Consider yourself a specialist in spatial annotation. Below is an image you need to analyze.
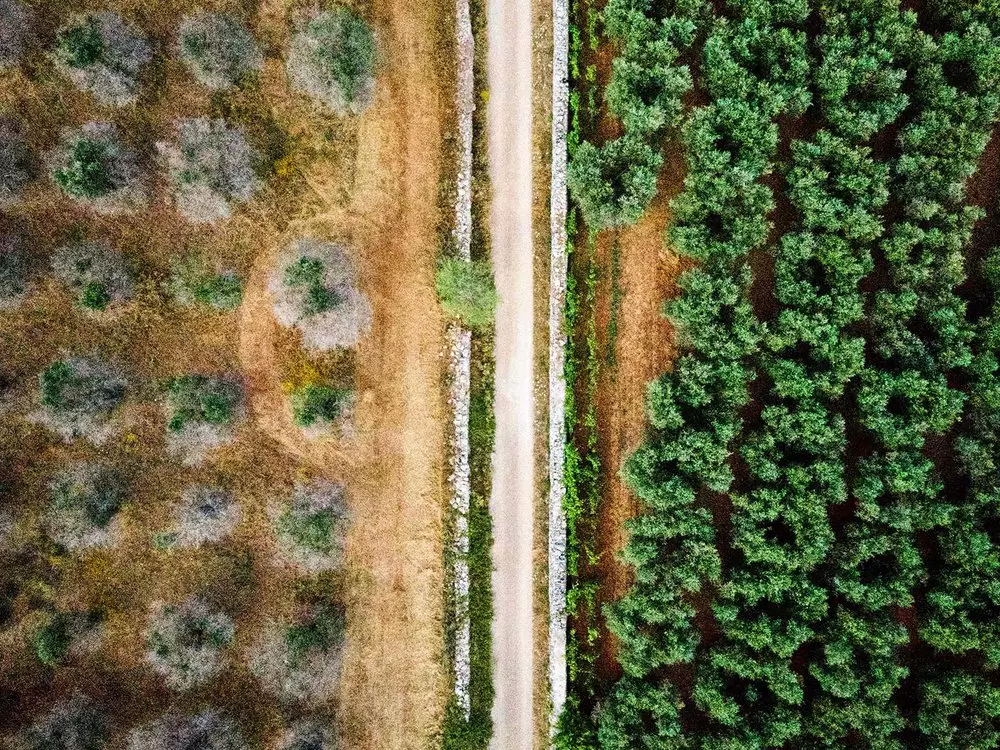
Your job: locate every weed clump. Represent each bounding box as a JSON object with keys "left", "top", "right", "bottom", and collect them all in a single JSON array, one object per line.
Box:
[
  {"left": 178, "top": 13, "right": 263, "bottom": 90},
  {"left": 51, "top": 241, "right": 133, "bottom": 311},
  {"left": 287, "top": 8, "right": 376, "bottom": 115},
  {"left": 163, "top": 374, "right": 243, "bottom": 464},
  {"left": 270, "top": 239, "right": 371, "bottom": 352},
  {"left": 0, "top": 119, "right": 34, "bottom": 205},
  {"left": 0, "top": 0, "right": 31, "bottom": 68},
  {"left": 435, "top": 257, "right": 497, "bottom": 330},
  {"left": 46, "top": 461, "right": 127, "bottom": 550},
  {"left": 159, "top": 118, "right": 260, "bottom": 224},
  {"left": 275, "top": 479, "right": 349, "bottom": 572},
  {"left": 0, "top": 232, "right": 34, "bottom": 310},
  {"left": 146, "top": 597, "right": 235, "bottom": 690},
  {"left": 31, "top": 610, "right": 102, "bottom": 666},
  {"left": 290, "top": 383, "right": 353, "bottom": 432},
  {"left": 273, "top": 720, "right": 338, "bottom": 750},
  {"left": 251, "top": 602, "right": 346, "bottom": 705},
  {"left": 158, "top": 485, "right": 240, "bottom": 549},
  {"left": 32, "top": 356, "right": 126, "bottom": 442},
  {"left": 49, "top": 123, "right": 147, "bottom": 213},
  {"left": 11, "top": 693, "right": 109, "bottom": 750},
  {"left": 54, "top": 12, "right": 150, "bottom": 105},
  {"left": 126, "top": 711, "right": 244, "bottom": 750},
  {"left": 167, "top": 255, "right": 243, "bottom": 310}
]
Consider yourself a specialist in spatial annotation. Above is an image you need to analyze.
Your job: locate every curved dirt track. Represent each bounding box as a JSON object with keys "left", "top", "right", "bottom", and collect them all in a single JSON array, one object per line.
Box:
[
  {"left": 239, "top": 0, "right": 449, "bottom": 747},
  {"left": 487, "top": 0, "right": 536, "bottom": 746}
]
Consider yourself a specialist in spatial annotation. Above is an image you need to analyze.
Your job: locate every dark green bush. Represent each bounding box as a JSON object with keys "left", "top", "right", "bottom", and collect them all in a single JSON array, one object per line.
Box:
[{"left": 290, "top": 384, "right": 352, "bottom": 428}]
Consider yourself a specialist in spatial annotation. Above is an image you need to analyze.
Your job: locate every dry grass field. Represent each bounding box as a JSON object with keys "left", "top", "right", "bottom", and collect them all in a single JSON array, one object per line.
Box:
[{"left": 0, "top": 0, "right": 452, "bottom": 747}]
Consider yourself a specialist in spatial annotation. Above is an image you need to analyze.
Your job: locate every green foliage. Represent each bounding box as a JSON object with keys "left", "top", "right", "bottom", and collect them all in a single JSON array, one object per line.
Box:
[
  {"left": 567, "top": 136, "right": 662, "bottom": 230},
  {"left": 435, "top": 257, "right": 497, "bottom": 330},
  {"left": 285, "top": 256, "right": 336, "bottom": 315},
  {"left": 52, "top": 137, "right": 115, "bottom": 200},
  {"left": 164, "top": 375, "right": 241, "bottom": 432},
  {"left": 31, "top": 611, "right": 100, "bottom": 666},
  {"left": 283, "top": 603, "right": 344, "bottom": 667},
  {"left": 290, "top": 384, "right": 351, "bottom": 428},
  {"left": 276, "top": 505, "right": 335, "bottom": 555},
  {"left": 168, "top": 255, "right": 243, "bottom": 310},
  {"left": 40, "top": 358, "right": 124, "bottom": 415},
  {"left": 55, "top": 16, "right": 104, "bottom": 69}
]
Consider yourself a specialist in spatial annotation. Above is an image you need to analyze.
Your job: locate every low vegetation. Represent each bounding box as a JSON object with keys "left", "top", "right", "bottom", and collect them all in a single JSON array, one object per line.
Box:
[
  {"left": 167, "top": 254, "right": 244, "bottom": 310},
  {"left": 290, "top": 383, "right": 353, "bottom": 431},
  {"left": 146, "top": 597, "right": 235, "bottom": 690},
  {"left": 177, "top": 12, "right": 263, "bottom": 91},
  {"left": 275, "top": 479, "right": 349, "bottom": 571},
  {"left": 45, "top": 461, "right": 128, "bottom": 550},
  {"left": 159, "top": 117, "right": 260, "bottom": 223},
  {"left": 287, "top": 7, "right": 377, "bottom": 115},
  {"left": 53, "top": 12, "right": 150, "bottom": 105},
  {"left": 435, "top": 257, "right": 497, "bottom": 330},
  {"left": 49, "top": 123, "right": 147, "bottom": 214},
  {"left": 51, "top": 241, "right": 134, "bottom": 311},
  {"left": 126, "top": 711, "right": 244, "bottom": 750}
]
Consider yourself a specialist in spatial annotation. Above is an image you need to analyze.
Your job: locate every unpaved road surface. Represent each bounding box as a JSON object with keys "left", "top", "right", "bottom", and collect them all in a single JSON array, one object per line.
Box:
[{"left": 487, "top": 0, "right": 535, "bottom": 746}]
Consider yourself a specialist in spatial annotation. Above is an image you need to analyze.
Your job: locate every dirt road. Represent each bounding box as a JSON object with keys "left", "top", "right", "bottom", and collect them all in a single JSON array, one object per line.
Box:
[{"left": 487, "top": 0, "right": 536, "bottom": 746}]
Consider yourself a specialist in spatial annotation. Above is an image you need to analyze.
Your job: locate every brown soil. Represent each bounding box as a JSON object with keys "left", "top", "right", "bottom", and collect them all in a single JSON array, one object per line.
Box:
[{"left": 591, "top": 144, "right": 685, "bottom": 680}]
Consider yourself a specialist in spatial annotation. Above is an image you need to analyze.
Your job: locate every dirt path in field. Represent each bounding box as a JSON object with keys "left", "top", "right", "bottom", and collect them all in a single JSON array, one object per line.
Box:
[
  {"left": 486, "top": 0, "right": 536, "bottom": 745},
  {"left": 593, "top": 158, "right": 683, "bottom": 679},
  {"left": 239, "top": 0, "right": 449, "bottom": 747}
]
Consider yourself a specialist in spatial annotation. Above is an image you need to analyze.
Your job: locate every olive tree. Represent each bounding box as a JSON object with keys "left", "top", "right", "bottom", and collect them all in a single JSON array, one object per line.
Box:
[
  {"left": 53, "top": 12, "right": 150, "bottom": 105},
  {"left": 0, "top": 0, "right": 32, "bottom": 68},
  {"left": 287, "top": 8, "right": 376, "bottom": 115},
  {"left": 45, "top": 462, "right": 127, "bottom": 550},
  {"left": 32, "top": 610, "right": 102, "bottom": 666},
  {"left": 251, "top": 603, "right": 346, "bottom": 705},
  {"left": 145, "top": 597, "right": 235, "bottom": 690},
  {"left": 273, "top": 720, "right": 338, "bottom": 750},
  {"left": 0, "top": 119, "right": 34, "bottom": 205},
  {"left": 275, "top": 479, "right": 349, "bottom": 571},
  {"left": 157, "top": 485, "right": 240, "bottom": 549},
  {"left": 269, "top": 238, "right": 372, "bottom": 352},
  {"left": 158, "top": 118, "right": 260, "bottom": 223},
  {"left": 11, "top": 693, "right": 109, "bottom": 750},
  {"left": 31, "top": 356, "right": 126, "bottom": 443},
  {"left": 126, "top": 712, "right": 243, "bottom": 750},
  {"left": 178, "top": 12, "right": 262, "bottom": 90},
  {"left": 49, "top": 123, "right": 147, "bottom": 214},
  {"left": 0, "top": 231, "right": 34, "bottom": 310},
  {"left": 51, "top": 241, "right": 134, "bottom": 311},
  {"left": 162, "top": 374, "right": 244, "bottom": 465}
]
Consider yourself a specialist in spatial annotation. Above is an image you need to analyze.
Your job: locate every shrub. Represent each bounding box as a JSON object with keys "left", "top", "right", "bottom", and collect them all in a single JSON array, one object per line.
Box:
[
  {"left": 45, "top": 461, "right": 127, "bottom": 550},
  {"left": 53, "top": 12, "right": 150, "bottom": 105},
  {"left": 158, "top": 118, "right": 260, "bottom": 223},
  {"left": 126, "top": 711, "right": 244, "bottom": 750},
  {"left": 177, "top": 12, "right": 263, "bottom": 90},
  {"left": 0, "top": 119, "right": 34, "bottom": 205},
  {"left": 166, "top": 254, "right": 243, "bottom": 310},
  {"left": 49, "top": 123, "right": 147, "bottom": 213},
  {"left": 275, "top": 479, "right": 349, "bottom": 571},
  {"left": 32, "top": 610, "right": 102, "bottom": 666},
  {"left": 273, "top": 720, "right": 338, "bottom": 750},
  {"left": 290, "top": 384, "right": 353, "bottom": 430},
  {"left": 269, "top": 239, "right": 371, "bottom": 352},
  {"left": 435, "top": 257, "right": 497, "bottom": 330},
  {"left": 251, "top": 603, "right": 346, "bottom": 704},
  {"left": 158, "top": 485, "right": 240, "bottom": 549},
  {"left": 0, "top": 231, "right": 33, "bottom": 309},
  {"left": 145, "top": 597, "right": 235, "bottom": 690},
  {"left": 11, "top": 693, "right": 109, "bottom": 750},
  {"left": 51, "top": 241, "right": 133, "bottom": 310},
  {"left": 32, "top": 356, "right": 126, "bottom": 442},
  {"left": 0, "top": 0, "right": 31, "bottom": 68},
  {"left": 287, "top": 8, "right": 376, "bottom": 114},
  {"left": 162, "top": 374, "right": 243, "bottom": 464}
]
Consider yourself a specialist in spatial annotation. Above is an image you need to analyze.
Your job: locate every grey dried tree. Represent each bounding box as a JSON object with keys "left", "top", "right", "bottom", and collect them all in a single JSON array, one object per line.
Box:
[
  {"left": 53, "top": 12, "right": 150, "bottom": 105},
  {"left": 178, "top": 12, "right": 263, "bottom": 90}
]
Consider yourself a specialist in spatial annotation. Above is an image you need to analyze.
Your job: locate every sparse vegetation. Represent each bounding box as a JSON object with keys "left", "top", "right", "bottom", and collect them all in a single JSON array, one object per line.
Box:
[
  {"left": 49, "top": 123, "right": 147, "bottom": 214},
  {"left": 273, "top": 720, "right": 338, "bottom": 750},
  {"left": 0, "top": 119, "right": 34, "bottom": 205},
  {"left": 0, "top": 231, "right": 33, "bottom": 309},
  {"left": 32, "top": 610, "right": 101, "bottom": 666},
  {"left": 126, "top": 711, "right": 244, "bottom": 750},
  {"left": 157, "top": 485, "right": 240, "bottom": 549},
  {"left": 167, "top": 254, "right": 243, "bottom": 310},
  {"left": 275, "top": 479, "right": 349, "bottom": 571},
  {"left": 251, "top": 603, "right": 346, "bottom": 705},
  {"left": 159, "top": 118, "right": 260, "bottom": 224},
  {"left": 33, "top": 356, "right": 126, "bottom": 442},
  {"left": 270, "top": 239, "right": 371, "bottom": 352},
  {"left": 162, "top": 374, "right": 243, "bottom": 464},
  {"left": 53, "top": 12, "right": 150, "bottom": 105},
  {"left": 146, "top": 597, "right": 235, "bottom": 690},
  {"left": 177, "top": 12, "right": 263, "bottom": 90},
  {"left": 287, "top": 7, "right": 377, "bottom": 115},
  {"left": 11, "top": 693, "right": 109, "bottom": 750},
  {"left": 290, "top": 383, "right": 352, "bottom": 430},
  {"left": 436, "top": 257, "right": 497, "bottom": 330},
  {"left": 51, "top": 241, "right": 133, "bottom": 311},
  {"left": 0, "top": 0, "right": 31, "bottom": 68},
  {"left": 45, "top": 461, "right": 127, "bottom": 550}
]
